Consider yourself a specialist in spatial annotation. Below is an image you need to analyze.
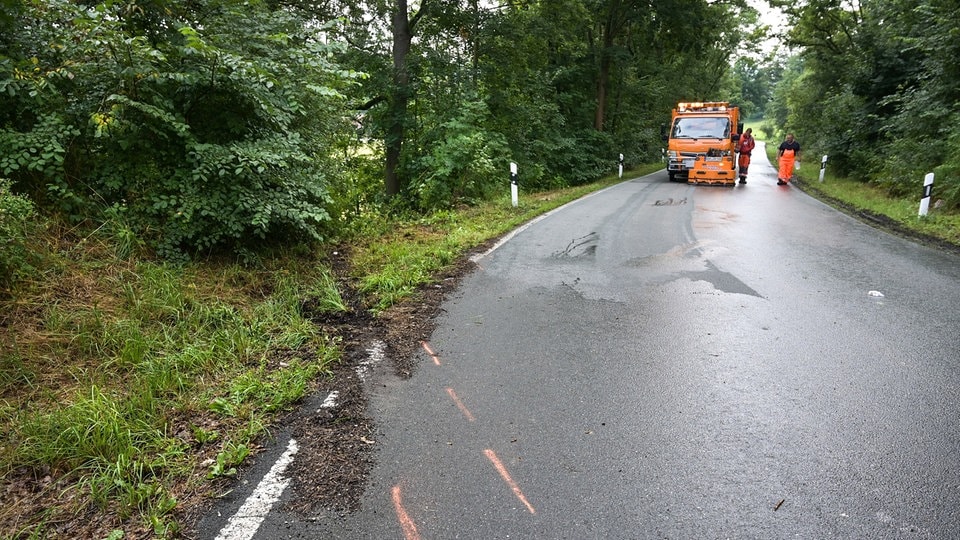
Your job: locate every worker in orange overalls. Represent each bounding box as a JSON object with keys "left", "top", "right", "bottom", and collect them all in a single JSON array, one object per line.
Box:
[
  {"left": 736, "top": 128, "right": 755, "bottom": 184},
  {"left": 777, "top": 133, "right": 801, "bottom": 185}
]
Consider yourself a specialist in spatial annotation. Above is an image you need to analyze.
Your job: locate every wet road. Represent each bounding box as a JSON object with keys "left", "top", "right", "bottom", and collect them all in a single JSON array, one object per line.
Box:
[{"left": 203, "top": 144, "right": 960, "bottom": 538}]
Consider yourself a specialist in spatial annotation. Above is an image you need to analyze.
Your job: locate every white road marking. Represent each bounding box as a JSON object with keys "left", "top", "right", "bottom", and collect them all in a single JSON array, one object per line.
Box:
[
  {"left": 214, "top": 438, "right": 300, "bottom": 540},
  {"left": 214, "top": 339, "right": 385, "bottom": 539},
  {"left": 320, "top": 390, "right": 340, "bottom": 409},
  {"left": 357, "top": 339, "right": 385, "bottom": 380}
]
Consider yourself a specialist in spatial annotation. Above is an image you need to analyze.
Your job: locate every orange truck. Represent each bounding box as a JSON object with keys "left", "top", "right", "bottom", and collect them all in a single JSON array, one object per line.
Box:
[{"left": 662, "top": 102, "right": 743, "bottom": 185}]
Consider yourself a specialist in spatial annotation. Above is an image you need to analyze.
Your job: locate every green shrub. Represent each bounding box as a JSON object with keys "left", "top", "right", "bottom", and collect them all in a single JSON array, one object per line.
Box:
[
  {"left": 410, "top": 101, "right": 510, "bottom": 210},
  {"left": 933, "top": 126, "right": 960, "bottom": 210},
  {"left": 0, "top": 179, "right": 39, "bottom": 290},
  {"left": 542, "top": 128, "right": 616, "bottom": 187},
  {"left": 0, "top": 1, "right": 357, "bottom": 259}
]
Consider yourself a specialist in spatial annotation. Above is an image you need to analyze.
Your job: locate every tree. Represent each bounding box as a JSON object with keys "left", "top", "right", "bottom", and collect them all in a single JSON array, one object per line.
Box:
[
  {"left": 770, "top": 0, "right": 960, "bottom": 206},
  {"left": 384, "top": 0, "right": 423, "bottom": 197}
]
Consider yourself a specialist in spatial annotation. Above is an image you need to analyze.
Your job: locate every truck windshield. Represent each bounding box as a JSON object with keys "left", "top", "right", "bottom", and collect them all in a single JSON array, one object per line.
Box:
[{"left": 672, "top": 117, "right": 730, "bottom": 139}]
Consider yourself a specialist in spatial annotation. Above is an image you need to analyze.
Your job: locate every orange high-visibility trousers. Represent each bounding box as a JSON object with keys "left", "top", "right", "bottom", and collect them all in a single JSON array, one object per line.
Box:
[
  {"left": 738, "top": 152, "right": 751, "bottom": 177},
  {"left": 779, "top": 149, "right": 796, "bottom": 181}
]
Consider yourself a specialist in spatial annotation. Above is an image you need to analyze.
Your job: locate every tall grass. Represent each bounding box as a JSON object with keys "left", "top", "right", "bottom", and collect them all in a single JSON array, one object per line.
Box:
[
  {"left": 305, "top": 269, "right": 350, "bottom": 313},
  {"left": 0, "top": 235, "right": 346, "bottom": 537}
]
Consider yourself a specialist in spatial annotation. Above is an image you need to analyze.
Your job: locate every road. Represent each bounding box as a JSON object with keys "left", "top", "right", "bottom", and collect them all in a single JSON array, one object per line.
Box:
[{"left": 200, "top": 143, "right": 960, "bottom": 539}]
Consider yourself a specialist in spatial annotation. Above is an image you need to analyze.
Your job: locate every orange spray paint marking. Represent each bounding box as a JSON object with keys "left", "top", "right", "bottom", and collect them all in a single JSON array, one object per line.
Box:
[
  {"left": 445, "top": 388, "right": 476, "bottom": 422},
  {"left": 484, "top": 449, "right": 536, "bottom": 514},
  {"left": 420, "top": 341, "right": 441, "bottom": 366},
  {"left": 391, "top": 485, "right": 421, "bottom": 540}
]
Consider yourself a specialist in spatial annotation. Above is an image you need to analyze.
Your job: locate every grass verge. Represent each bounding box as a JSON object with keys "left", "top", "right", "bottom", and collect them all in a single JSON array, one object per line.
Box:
[
  {"left": 0, "top": 224, "right": 345, "bottom": 538},
  {"left": 763, "top": 144, "right": 960, "bottom": 250}
]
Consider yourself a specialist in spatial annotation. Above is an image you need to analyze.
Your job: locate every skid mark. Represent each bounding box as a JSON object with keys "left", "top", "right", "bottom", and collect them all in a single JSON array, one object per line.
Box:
[
  {"left": 654, "top": 197, "right": 687, "bottom": 206},
  {"left": 552, "top": 232, "right": 599, "bottom": 259}
]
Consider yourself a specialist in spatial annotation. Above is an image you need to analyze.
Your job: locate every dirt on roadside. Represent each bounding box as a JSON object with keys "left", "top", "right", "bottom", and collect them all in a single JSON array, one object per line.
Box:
[{"left": 176, "top": 242, "right": 490, "bottom": 536}]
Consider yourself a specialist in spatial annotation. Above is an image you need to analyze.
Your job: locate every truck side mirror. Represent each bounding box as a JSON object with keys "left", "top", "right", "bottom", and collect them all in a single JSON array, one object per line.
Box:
[
  {"left": 660, "top": 123, "right": 669, "bottom": 141},
  {"left": 737, "top": 122, "right": 744, "bottom": 134}
]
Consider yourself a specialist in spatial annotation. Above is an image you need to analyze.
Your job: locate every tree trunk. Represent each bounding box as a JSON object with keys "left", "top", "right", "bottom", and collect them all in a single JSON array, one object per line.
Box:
[
  {"left": 470, "top": 0, "right": 479, "bottom": 88},
  {"left": 594, "top": 2, "right": 618, "bottom": 132},
  {"left": 595, "top": 52, "right": 609, "bottom": 131},
  {"left": 385, "top": 0, "right": 414, "bottom": 198}
]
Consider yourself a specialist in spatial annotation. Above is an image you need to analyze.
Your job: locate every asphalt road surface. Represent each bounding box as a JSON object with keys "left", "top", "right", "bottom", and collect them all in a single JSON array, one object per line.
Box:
[{"left": 201, "top": 143, "right": 960, "bottom": 539}]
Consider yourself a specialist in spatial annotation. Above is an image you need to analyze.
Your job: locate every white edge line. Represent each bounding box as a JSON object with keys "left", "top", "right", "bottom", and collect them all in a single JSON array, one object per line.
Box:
[
  {"left": 214, "top": 438, "right": 300, "bottom": 540},
  {"left": 320, "top": 390, "right": 340, "bottom": 409},
  {"left": 356, "top": 339, "right": 386, "bottom": 380}
]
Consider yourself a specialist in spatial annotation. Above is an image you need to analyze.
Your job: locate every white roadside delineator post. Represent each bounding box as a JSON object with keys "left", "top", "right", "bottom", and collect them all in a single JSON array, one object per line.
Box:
[
  {"left": 618, "top": 153, "right": 624, "bottom": 179},
  {"left": 819, "top": 155, "right": 828, "bottom": 182},
  {"left": 510, "top": 162, "right": 519, "bottom": 208},
  {"left": 919, "top": 172, "right": 934, "bottom": 216}
]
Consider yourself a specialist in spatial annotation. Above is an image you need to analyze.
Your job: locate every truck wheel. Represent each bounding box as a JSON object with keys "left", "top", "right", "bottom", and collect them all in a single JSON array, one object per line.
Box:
[{"left": 668, "top": 171, "right": 678, "bottom": 182}]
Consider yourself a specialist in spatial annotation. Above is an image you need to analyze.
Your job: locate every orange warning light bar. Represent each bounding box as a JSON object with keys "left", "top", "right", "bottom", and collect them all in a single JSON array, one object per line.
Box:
[{"left": 677, "top": 102, "right": 729, "bottom": 113}]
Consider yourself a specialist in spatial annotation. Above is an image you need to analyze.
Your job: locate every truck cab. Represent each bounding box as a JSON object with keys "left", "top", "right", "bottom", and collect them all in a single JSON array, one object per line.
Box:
[{"left": 662, "top": 102, "right": 742, "bottom": 185}]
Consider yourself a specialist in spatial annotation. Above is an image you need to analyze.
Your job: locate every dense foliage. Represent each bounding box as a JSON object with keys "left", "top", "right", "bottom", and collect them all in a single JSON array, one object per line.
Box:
[
  {"left": 0, "top": 178, "right": 38, "bottom": 290},
  {"left": 1, "top": 0, "right": 763, "bottom": 258},
  {"left": 768, "top": 0, "right": 960, "bottom": 208},
  {"left": 0, "top": 0, "right": 358, "bottom": 258},
  {"left": 330, "top": 0, "right": 759, "bottom": 203},
  {"left": 4, "top": 0, "right": 956, "bottom": 256}
]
